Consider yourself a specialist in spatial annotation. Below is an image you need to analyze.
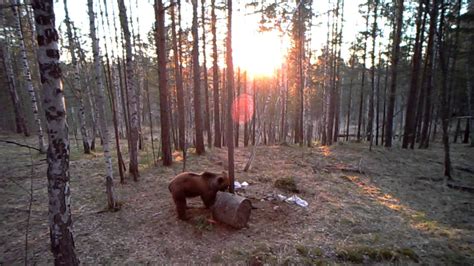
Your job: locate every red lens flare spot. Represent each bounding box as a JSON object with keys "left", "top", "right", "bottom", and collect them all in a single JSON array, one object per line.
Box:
[{"left": 232, "top": 93, "right": 254, "bottom": 125}]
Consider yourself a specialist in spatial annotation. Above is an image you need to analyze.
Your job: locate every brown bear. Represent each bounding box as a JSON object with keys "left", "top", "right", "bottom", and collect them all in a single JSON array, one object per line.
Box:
[{"left": 168, "top": 171, "right": 229, "bottom": 220}]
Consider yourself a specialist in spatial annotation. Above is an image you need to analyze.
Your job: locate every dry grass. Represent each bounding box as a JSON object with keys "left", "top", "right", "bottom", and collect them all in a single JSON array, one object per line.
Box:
[{"left": 0, "top": 134, "right": 473, "bottom": 264}]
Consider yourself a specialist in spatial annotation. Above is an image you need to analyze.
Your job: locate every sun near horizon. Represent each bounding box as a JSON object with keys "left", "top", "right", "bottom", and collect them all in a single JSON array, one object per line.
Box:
[{"left": 232, "top": 13, "right": 289, "bottom": 79}]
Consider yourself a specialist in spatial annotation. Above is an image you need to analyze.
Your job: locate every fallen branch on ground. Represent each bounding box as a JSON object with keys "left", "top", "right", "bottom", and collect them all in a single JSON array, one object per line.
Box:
[
  {"left": 0, "top": 139, "right": 41, "bottom": 152},
  {"left": 447, "top": 183, "right": 474, "bottom": 193},
  {"left": 313, "top": 163, "right": 365, "bottom": 174}
]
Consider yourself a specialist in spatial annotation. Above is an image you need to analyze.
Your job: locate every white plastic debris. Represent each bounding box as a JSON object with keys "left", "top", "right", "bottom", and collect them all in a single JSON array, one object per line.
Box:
[
  {"left": 234, "top": 181, "right": 242, "bottom": 189},
  {"left": 277, "top": 194, "right": 287, "bottom": 201},
  {"left": 285, "top": 195, "right": 309, "bottom": 208},
  {"left": 234, "top": 181, "right": 249, "bottom": 190}
]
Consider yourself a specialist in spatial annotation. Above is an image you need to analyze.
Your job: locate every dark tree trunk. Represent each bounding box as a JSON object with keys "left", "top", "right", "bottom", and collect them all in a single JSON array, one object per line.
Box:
[
  {"left": 226, "top": 0, "right": 235, "bottom": 193},
  {"left": 436, "top": 1, "right": 452, "bottom": 178},
  {"left": 464, "top": 119, "right": 470, "bottom": 144},
  {"left": 403, "top": 0, "right": 426, "bottom": 149},
  {"left": 156, "top": 0, "right": 172, "bottom": 166},
  {"left": 244, "top": 71, "right": 250, "bottom": 146},
  {"left": 385, "top": 0, "right": 404, "bottom": 147},
  {"left": 201, "top": 0, "right": 212, "bottom": 148},
  {"left": 171, "top": 1, "right": 185, "bottom": 153},
  {"left": 375, "top": 52, "right": 382, "bottom": 145},
  {"left": 368, "top": 0, "right": 379, "bottom": 149},
  {"left": 346, "top": 73, "right": 353, "bottom": 142},
  {"left": 419, "top": 0, "right": 438, "bottom": 149},
  {"left": 211, "top": 0, "right": 221, "bottom": 148},
  {"left": 381, "top": 63, "right": 388, "bottom": 144},
  {"left": 192, "top": 0, "right": 205, "bottom": 154},
  {"left": 357, "top": 3, "right": 371, "bottom": 142},
  {"left": 235, "top": 68, "right": 241, "bottom": 147}
]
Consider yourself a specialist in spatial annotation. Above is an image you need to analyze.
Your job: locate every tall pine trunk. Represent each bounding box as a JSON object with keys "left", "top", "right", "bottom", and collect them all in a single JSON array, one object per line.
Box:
[
  {"left": 357, "top": 3, "right": 370, "bottom": 142},
  {"left": 419, "top": 0, "right": 438, "bottom": 149},
  {"left": 368, "top": 0, "right": 379, "bottom": 148},
  {"left": 385, "top": 0, "right": 404, "bottom": 147},
  {"left": 437, "top": 1, "right": 452, "bottom": 178},
  {"left": 156, "top": 0, "right": 173, "bottom": 166},
  {"left": 171, "top": 0, "right": 186, "bottom": 153},
  {"left": 402, "top": 0, "right": 425, "bottom": 149},
  {"left": 226, "top": 0, "right": 235, "bottom": 192},
  {"left": 192, "top": 0, "right": 205, "bottom": 154},
  {"left": 211, "top": 0, "right": 221, "bottom": 148},
  {"left": 201, "top": 0, "right": 212, "bottom": 148}
]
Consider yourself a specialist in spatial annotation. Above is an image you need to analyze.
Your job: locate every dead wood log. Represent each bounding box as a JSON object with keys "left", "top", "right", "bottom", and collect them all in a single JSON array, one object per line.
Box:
[
  {"left": 0, "top": 139, "right": 41, "bottom": 152},
  {"left": 212, "top": 191, "right": 252, "bottom": 229},
  {"left": 447, "top": 183, "right": 474, "bottom": 193}
]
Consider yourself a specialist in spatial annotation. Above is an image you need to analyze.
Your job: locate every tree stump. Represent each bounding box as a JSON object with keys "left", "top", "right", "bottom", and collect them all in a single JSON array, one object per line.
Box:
[{"left": 212, "top": 191, "right": 252, "bottom": 229}]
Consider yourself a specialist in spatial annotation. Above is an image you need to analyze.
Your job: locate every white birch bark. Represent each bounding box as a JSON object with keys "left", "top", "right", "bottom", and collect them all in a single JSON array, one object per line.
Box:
[
  {"left": 31, "top": 0, "right": 79, "bottom": 263},
  {"left": 63, "top": 0, "right": 91, "bottom": 154},
  {"left": 118, "top": 0, "right": 139, "bottom": 180},
  {"left": 12, "top": 0, "right": 46, "bottom": 153},
  {"left": 88, "top": 0, "right": 117, "bottom": 209}
]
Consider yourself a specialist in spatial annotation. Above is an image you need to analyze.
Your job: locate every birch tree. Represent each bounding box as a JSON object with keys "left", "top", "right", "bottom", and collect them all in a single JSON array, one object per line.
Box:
[
  {"left": 63, "top": 0, "right": 91, "bottom": 154},
  {"left": 118, "top": 0, "right": 140, "bottom": 179},
  {"left": 12, "top": 0, "right": 46, "bottom": 153},
  {"left": 88, "top": 0, "right": 117, "bottom": 208},
  {"left": 31, "top": 0, "right": 79, "bottom": 263},
  {"left": 1, "top": 15, "right": 28, "bottom": 136}
]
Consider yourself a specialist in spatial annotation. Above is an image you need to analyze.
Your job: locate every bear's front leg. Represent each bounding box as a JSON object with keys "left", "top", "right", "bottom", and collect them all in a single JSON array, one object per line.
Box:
[{"left": 201, "top": 193, "right": 216, "bottom": 209}]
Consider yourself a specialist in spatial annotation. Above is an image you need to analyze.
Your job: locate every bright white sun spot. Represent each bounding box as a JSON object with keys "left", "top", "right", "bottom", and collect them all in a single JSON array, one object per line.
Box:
[{"left": 233, "top": 30, "right": 287, "bottom": 78}]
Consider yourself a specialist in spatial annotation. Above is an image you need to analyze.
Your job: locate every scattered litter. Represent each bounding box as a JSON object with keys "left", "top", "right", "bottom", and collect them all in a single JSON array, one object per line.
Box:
[
  {"left": 285, "top": 195, "right": 309, "bottom": 208},
  {"left": 234, "top": 181, "right": 249, "bottom": 190},
  {"left": 273, "top": 194, "right": 308, "bottom": 208},
  {"left": 277, "top": 194, "right": 287, "bottom": 201},
  {"left": 234, "top": 181, "right": 242, "bottom": 189}
]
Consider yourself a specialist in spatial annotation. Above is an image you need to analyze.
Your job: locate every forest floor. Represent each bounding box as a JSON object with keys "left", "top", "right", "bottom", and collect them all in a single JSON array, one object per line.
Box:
[{"left": 0, "top": 133, "right": 473, "bottom": 265}]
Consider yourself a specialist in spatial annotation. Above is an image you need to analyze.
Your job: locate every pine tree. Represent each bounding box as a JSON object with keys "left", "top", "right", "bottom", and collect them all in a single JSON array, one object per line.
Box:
[
  {"left": 156, "top": 0, "right": 173, "bottom": 166},
  {"left": 192, "top": 0, "right": 205, "bottom": 154},
  {"left": 385, "top": 0, "right": 404, "bottom": 147}
]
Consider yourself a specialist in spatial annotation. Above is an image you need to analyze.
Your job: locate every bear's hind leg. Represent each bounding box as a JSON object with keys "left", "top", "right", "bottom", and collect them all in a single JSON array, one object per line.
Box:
[{"left": 174, "top": 196, "right": 188, "bottom": 220}]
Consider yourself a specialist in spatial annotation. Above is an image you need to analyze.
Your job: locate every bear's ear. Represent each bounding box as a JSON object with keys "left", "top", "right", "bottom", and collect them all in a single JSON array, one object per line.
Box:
[{"left": 221, "top": 171, "right": 228, "bottom": 177}]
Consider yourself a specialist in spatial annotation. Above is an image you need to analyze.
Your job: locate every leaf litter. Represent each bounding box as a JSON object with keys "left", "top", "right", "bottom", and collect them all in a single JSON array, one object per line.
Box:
[{"left": 0, "top": 135, "right": 473, "bottom": 264}]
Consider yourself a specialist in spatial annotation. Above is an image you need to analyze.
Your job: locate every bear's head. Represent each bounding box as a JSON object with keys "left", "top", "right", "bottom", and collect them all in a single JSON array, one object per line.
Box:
[{"left": 213, "top": 171, "right": 230, "bottom": 192}]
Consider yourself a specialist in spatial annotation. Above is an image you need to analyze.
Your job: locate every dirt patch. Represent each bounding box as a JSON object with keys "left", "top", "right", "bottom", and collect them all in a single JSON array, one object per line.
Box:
[{"left": 0, "top": 135, "right": 473, "bottom": 264}]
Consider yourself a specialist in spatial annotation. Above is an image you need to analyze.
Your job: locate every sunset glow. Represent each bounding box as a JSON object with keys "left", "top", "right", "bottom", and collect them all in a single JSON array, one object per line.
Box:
[
  {"left": 231, "top": 93, "right": 254, "bottom": 125},
  {"left": 233, "top": 30, "right": 288, "bottom": 78}
]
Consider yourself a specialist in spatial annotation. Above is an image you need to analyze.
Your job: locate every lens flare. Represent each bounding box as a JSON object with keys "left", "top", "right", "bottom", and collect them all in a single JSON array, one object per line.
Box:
[{"left": 232, "top": 93, "right": 254, "bottom": 125}]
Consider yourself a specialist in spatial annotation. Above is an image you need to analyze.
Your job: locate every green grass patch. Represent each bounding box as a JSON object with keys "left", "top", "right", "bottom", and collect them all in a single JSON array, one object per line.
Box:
[
  {"left": 274, "top": 176, "right": 299, "bottom": 193},
  {"left": 336, "top": 246, "right": 419, "bottom": 263}
]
